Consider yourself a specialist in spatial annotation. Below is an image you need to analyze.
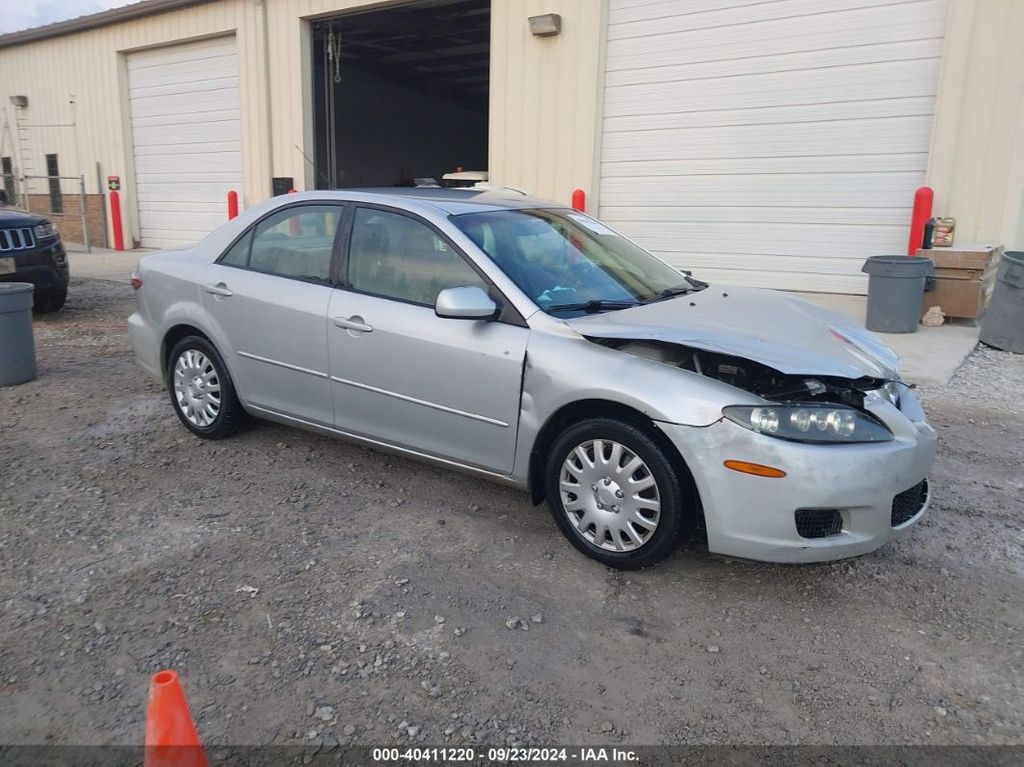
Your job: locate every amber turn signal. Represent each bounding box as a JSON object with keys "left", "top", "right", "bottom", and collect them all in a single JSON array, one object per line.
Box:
[{"left": 723, "top": 460, "right": 787, "bottom": 478}]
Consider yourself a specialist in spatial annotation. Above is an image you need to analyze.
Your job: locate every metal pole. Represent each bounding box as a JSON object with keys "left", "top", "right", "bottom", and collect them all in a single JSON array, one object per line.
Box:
[
  {"left": 95, "top": 161, "right": 109, "bottom": 249},
  {"left": 79, "top": 174, "right": 90, "bottom": 253},
  {"left": 12, "top": 106, "right": 28, "bottom": 209}
]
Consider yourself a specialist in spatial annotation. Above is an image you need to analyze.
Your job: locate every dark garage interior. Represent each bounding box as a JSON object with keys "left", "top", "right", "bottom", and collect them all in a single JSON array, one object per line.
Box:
[{"left": 310, "top": 0, "right": 490, "bottom": 189}]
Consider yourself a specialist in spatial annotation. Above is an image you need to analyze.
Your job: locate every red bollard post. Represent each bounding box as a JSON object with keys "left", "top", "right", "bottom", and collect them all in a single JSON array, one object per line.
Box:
[
  {"left": 907, "top": 186, "right": 933, "bottom": 255},
  {"left": 227, "top": 190, "right": 239, "bottom": 220},
  {"left": 109, "top": 189, "right": 125, "bottom": 251},
  {"left": 288, "top": 190, "right": 300, "bottom": 235},
  {"left": 571, "top": 188, "right": 586, "bottom": 212}
]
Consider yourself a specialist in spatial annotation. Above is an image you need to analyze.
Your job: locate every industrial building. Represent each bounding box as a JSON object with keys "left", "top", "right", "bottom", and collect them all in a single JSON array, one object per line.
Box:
[{"left": 0, "top": 0, "right": 1021, "bottom": 293}]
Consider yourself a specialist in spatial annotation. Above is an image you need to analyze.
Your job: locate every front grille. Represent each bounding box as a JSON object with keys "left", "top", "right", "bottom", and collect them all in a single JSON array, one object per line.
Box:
[
  {"left": 0, "top": 227, "right": 35, "bottom": 252},
  {"left": 795, "top": 509, "right": 843, "bottom": 539},
  {"left": 891, "top": 479, "right": 928, "bottom": 527}
]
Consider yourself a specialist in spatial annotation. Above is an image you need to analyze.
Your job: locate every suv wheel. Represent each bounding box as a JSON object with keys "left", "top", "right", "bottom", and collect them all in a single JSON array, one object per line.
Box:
[
  {"left": 545, "top": 417, "right": 696, "bottom": 569},
  {"left": 167, "top": 336, "right": 246, "bottom": 439},
  {"left": 34, "top": 285, "right": 67, "bottom": 313}
]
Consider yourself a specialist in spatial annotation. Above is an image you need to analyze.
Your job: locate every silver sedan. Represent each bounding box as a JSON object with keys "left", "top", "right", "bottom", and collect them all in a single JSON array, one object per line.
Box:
[{"left": 129, "top": 189, "right": 935, "bottom": 569}]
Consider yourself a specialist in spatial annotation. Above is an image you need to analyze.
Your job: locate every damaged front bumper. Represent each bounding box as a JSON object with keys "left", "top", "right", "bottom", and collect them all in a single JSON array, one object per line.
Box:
[{"left": 658, "top": 390, "right": 936, "bottom": 563}]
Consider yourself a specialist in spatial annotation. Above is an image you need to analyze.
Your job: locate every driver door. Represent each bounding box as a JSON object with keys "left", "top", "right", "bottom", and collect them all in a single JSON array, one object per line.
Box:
[{"left": 327, "top": 206, "right": 528, "bottom": 473}]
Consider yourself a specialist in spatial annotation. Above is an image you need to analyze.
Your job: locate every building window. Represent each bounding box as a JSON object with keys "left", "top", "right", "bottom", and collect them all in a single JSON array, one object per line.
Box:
[
  {"left": 1, "top": 157, "right": 14, "bottom": 204},
  {"left": 45, "top": 154, "right": 63, "bottom": 214}
]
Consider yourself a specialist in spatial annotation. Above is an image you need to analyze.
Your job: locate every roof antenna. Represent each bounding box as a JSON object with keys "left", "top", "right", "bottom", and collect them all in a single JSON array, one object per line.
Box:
[{"left": 294, "top": 143, "right": 332, "bottom": 188}]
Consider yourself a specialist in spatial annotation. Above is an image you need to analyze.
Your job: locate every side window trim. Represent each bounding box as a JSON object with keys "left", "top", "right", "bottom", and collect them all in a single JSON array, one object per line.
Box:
[
  {"left": 339, "top": 202, "right": 526, "bottom": 326},
  {"left": 334, "top": 203, "right": 356, "bottom": 289},
  {"left": 215, "top": 202, "right": 346, "bottom": 287}
]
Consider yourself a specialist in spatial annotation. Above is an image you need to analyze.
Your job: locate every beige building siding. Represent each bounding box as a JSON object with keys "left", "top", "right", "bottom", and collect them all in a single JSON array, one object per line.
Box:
[
  {"left": 927, "top": 0, "right": 1024, "bottom": 251},
  {"left": 1, "top": 0, "right": 1020, "bottom": 260},
  {"left": 260, "top": 0, "right": 607, "bottom": 205},
  {"left": 488, "top": 0, "right": 606, "bottom": 206},
  {"left": 0, "top": 0, "right": 275, "bottom": 247}
]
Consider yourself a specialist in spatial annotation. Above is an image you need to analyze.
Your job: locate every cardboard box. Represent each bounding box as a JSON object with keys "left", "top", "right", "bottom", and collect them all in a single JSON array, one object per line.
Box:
[{"left": 916, "top": 244, "right": 1002, "bottom": 319}]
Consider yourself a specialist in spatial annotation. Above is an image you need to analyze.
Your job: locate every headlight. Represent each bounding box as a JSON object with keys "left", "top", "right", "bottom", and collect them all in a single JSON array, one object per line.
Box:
[
  {"left": 34, "top": 223, "right": 59, "bottom": 240},
  {"left": 723, "top": 404, "right": 893, "bottom": 444}
]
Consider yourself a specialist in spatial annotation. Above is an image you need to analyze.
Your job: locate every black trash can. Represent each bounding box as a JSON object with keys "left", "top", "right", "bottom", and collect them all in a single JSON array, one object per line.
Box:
[
  {"left": 861, "top": 255, "right": 935, "bottom": 333},
  {"left": 980, "top": 251, "right": 1024, "bottom": 353}
]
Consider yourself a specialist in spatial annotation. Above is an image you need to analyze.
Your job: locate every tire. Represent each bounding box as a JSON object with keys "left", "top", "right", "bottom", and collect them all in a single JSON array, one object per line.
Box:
[
  {"left": 34, "top": 285, "right": 67, "bottom": 313},
  {"left": 544, "top": 417, "right": 696, "bottom": 569},
  {"left": 166, "top": 335, "right": 246, "bottom": 439}
]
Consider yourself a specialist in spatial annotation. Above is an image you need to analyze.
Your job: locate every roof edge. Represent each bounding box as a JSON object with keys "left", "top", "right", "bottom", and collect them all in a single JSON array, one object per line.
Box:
[{"left": 0, "top": 0, "right": 218, "bottom": 50}]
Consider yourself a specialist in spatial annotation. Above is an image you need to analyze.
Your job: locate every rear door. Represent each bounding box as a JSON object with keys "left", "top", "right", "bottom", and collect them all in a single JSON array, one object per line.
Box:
[
  {"left": 327, "top": 206, "right": 528, "bottom": 473},
  {"left": 200, "top": 204, "right": 342, "bottom": 426}
]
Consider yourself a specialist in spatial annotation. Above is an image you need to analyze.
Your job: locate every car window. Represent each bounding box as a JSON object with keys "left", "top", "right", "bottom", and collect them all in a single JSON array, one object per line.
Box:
[
  {"left": 243, "top": 206, "right": 340, "bottom": 283},
  {"left": 452, "top": 208, "right": 696, "bottom": 315},
  {"left": 347, "top": 207, "right": 487, "bottom": 305},
  {"left": 220, "top": 230, "right": 252, "bottom": 267}
]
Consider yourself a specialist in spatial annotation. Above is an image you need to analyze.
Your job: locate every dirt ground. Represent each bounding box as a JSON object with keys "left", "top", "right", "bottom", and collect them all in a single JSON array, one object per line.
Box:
[{"left": 1, "top": 276, "right": 1022, "bottom": 750}]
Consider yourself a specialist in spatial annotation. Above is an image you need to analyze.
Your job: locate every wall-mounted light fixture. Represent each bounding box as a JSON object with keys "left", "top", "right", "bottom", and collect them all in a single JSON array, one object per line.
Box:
[
  {"left": 9, "top": 95, "right": 28, "bottom": 108},
  {"left": 528, "top": 13, "right": 562, "bottom": 37}
]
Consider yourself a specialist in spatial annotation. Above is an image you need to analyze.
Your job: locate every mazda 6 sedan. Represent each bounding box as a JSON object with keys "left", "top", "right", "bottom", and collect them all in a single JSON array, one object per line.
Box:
[{"left": 129, "top": 188, "right": 935, "bottom": 569}]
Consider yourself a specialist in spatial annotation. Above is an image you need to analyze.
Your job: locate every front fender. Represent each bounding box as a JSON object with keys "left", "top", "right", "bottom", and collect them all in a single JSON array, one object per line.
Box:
[{"left": 511, "top": 328, "right": 760, "bottom": 483}]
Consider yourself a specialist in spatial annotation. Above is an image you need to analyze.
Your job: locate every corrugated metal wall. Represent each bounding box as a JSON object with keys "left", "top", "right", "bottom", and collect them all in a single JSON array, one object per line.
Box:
[
  {"left": 0, "top": 0, "right": 606, "bottom": 246},
  {"left": 0, "top": 0, "right": 272, "bottom": 247},
  {"left": 927, "top": 0, "right": 1024, "bottom": 251},
  {"left": 261, "top": 0, "right": 607, "bottom": 203},
  {"left": 487, "top": 0, "right": 606, "bottom": 205},
  {"left": 0, "top": 0, "right": 1019, "bottom": 260}
]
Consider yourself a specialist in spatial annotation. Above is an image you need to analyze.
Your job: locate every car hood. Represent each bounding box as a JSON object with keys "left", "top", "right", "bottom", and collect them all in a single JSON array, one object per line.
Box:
[
  {"left": 566, "top": 286, "right": 900, "bottom": 380},
  {"left": 0, "top": 207, "right": 46, "bottom": 226}
]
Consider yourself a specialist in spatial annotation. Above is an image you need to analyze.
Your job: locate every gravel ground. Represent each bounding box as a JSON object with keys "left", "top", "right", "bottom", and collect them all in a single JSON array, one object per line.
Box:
[{"left": 1, "top": 276, "right": 1022, "bottom": 749}]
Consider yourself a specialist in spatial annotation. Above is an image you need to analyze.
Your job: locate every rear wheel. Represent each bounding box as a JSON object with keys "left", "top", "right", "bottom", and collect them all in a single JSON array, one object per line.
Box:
[
  {"left": 166, "top": 336, "right": 246, "bottom": 439},
  {"left": 545, "top": 417, "right": 696, "bottom": 569}
]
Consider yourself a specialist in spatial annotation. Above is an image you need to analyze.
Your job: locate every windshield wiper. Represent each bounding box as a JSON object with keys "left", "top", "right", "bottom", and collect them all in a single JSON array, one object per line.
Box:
[
  {"left": 642, "top": 285, "right": 695, "bottom": 304},
  {"left": 546, "top": 299, "right": 638, "bottom": 314},
  {"left": 638, "top": 280, "right": 704, "bottom": 303}
]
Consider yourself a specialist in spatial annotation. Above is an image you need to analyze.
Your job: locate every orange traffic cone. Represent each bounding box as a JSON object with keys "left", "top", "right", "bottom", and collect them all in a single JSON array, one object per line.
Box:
[{"left": 144, "top": 670, "right": 209, "bottom": 767}]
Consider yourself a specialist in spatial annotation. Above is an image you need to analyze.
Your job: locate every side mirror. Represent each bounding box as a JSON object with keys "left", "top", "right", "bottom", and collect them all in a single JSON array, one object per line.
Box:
[{"left": 435, "top": 286, "right": 498, "bottom": 320}]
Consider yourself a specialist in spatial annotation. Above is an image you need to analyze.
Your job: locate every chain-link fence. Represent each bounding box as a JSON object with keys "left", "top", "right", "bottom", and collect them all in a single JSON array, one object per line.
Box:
[{"left": 2, "top": 173, "right": 95, "bottom": 252}]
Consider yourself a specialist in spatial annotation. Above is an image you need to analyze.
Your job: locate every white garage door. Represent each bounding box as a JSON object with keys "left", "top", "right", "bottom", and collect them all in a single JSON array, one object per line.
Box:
[
  {"left": 599, "top": 0, "right": 949, "bottom": 293},
  {"left": 127, "top": 36, "right": 242, "bottom": 249}
]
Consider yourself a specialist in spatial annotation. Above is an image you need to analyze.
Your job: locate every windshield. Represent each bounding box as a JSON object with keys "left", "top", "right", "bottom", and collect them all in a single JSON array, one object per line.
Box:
[{"left": 451, "top": 208, "right": 698, "bottom": 314}]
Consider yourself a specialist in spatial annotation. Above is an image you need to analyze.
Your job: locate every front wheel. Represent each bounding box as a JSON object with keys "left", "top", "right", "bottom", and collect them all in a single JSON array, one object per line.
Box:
[
  {"left": 34, "top": 285, "right": 67, "bottom": 313},
  {"left": 166, "top": 336, "right": 246, "bottom": 439},
  {"left": 545, "top": 418, "right": 696, "bottom": 569}
]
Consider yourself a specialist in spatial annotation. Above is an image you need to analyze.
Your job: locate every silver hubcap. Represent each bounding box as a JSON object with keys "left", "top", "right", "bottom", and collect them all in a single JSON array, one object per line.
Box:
[
  {"left": 173, "top": 349, "right": 221, "bottom": 427},
  {"left": 559, "top": 439, "right": 661, "bottom": 552}
]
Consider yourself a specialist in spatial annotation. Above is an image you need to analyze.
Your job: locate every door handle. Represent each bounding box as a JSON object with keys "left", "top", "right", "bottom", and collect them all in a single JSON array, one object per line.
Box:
[
  {"left": 332, "top": 315, "right": 373, "bottom": 333},
  {"left": 203, "top": 283, "right": 233, "bottom": 297}
]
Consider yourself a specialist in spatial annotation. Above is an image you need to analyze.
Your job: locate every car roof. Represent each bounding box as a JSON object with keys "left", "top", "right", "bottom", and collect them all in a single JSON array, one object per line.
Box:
[{"left": 281, "top": 187, "right": 565, "bottom": 216}]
